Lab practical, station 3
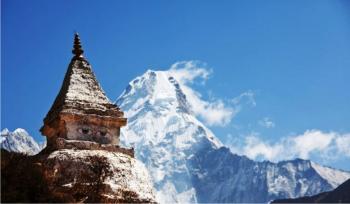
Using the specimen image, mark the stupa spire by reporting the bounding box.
[72,32,84,58]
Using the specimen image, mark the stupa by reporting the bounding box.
[40,33,132,156]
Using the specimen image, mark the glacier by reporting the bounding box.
[116,69,350,203]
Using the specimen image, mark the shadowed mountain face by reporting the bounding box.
[188,146,337,203]
[116,70,350,203]
[272,179,350,203]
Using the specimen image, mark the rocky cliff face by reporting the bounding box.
[1,148,156,203]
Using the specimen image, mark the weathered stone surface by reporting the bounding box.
[56,138,134,157]
[40,35,127,149]
[43,58,125,124]
[43,149,155,202]
[1,149,156,203]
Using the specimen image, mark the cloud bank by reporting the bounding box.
[227,129,350,162]
[165,61,348,167]
[169,61,246,126]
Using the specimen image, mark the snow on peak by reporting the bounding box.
[117,70,191,115]
[311,161,350,188]
[116,68,349,203]
[117,69,221,147]
[117,69,222,203]
[1,128,43,155]
[13,128,30,135]
[1,128,10,135]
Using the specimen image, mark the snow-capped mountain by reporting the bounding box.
[117,70,221,203]
[189,146,350,202]
[2,69,349,203]
[1,128,42,155]
[116,70,350,203]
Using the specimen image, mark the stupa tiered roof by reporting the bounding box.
[42,33,125,125]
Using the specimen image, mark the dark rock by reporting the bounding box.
[1,149,155,203]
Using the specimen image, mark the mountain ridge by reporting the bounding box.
[272,179,350,203]
[1,128,41,155]
[2,69,349,203]
[116,69,350,203]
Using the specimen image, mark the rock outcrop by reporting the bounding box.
[1,149,156,203]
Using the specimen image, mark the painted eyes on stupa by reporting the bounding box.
[78,127,92,135]
[97,128,108,137]
[77,127,108,137]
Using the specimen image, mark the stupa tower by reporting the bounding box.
[40,33,127,150]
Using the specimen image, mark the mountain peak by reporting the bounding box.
[116,69,349,203]
[1,128,10,136]
[116,69,221,202]
[13,128,29,135]
[1,128,42,155]
[117,69,193,117]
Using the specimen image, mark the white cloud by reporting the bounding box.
[258,117,275,128]
[335,134,350,157]
[227,129,350,162]
[169,61,211,84]
[168,61,242,126]
[243,134,283,161]
[231,90,256,107]
[292,130,335,159]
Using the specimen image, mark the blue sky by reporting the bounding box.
[2,0,350,170]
